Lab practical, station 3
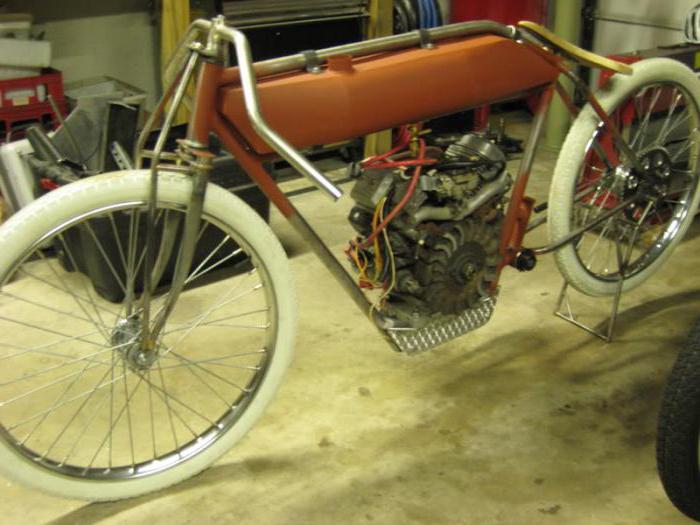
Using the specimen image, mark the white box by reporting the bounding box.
[0,38,51,68]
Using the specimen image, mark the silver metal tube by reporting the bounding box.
[530,196,636,255]
[138,51,201,334]
[227,14,369,30]
[134,20,212,166]
[227,20,515,80]
[286,211,394,338]
[218,26,344,200]
[149,165,210,340]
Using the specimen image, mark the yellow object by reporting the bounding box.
[370,197,385,283]
[518,21,633,75]
[161,0,192,124]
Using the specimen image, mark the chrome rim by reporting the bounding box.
[0,200,276,479]
[572,82,699,281]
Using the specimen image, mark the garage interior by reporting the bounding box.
[0,1,700,524]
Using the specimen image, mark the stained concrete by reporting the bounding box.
[2,144,700,524]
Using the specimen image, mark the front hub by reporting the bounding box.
[111,317,159,371]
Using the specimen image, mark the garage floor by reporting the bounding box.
[3,141,700,524]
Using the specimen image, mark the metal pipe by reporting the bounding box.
[497,86,553,269]
[138,51,201,336]
[173,18,515,85]
[150,162,210,340]
[217,19,516,83]
[286,211,380,323]
[529,195,636,255]
[218,25,344,200]
[226,14,369,30]
[526,214,547,233]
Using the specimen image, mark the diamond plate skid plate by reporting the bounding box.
[384,295,497,354]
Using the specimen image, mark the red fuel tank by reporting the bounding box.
[218,34,559,154]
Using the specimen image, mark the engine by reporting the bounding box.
[346,132,511,325]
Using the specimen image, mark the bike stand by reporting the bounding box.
[553,239,629,343]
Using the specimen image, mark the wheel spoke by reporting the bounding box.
[39,362,116,460]
[631,86,662,149]
[655,88,682,145]
[156,360,181,451]
[165,350,249,393]
[0,194,278,483]
[82,221,128,296]
[55,233,112,337]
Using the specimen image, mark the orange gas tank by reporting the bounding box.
[218,34,559,154]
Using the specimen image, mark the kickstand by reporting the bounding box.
[554,234,630,343]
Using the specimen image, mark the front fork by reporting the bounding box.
[139,144,213,352]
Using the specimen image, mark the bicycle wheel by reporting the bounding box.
[0,170,295,500]
[657,317,700,521]
[549,58,700,296]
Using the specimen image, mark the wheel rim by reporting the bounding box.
[0,199,277,480]
[572,81,699,281]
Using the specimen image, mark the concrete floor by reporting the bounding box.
[3,143,700,524]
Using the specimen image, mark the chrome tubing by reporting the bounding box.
[529,196,637,256]
[139,51,201,334]
[224,19,515,80]
[216,24,344,200]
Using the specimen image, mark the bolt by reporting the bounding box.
[513,249,537,272]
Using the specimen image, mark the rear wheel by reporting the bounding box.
[0,170,296,500]
[549,58,700,296]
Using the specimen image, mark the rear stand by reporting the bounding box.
[553,239,629,342]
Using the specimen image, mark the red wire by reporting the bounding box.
[355,138,426,250]
[365,158,436,169]
[360,125,412,168]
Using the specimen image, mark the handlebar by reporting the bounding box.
[216,24,343,200]
[174,17,343,200]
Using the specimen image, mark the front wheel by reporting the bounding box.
[549,58,700,296]
[657,317,700,521]
[0,170,296,500]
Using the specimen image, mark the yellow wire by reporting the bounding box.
[378,202,396,302]
[370,197,386,282]
[369,198,396,318]
[355,244,369,285]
